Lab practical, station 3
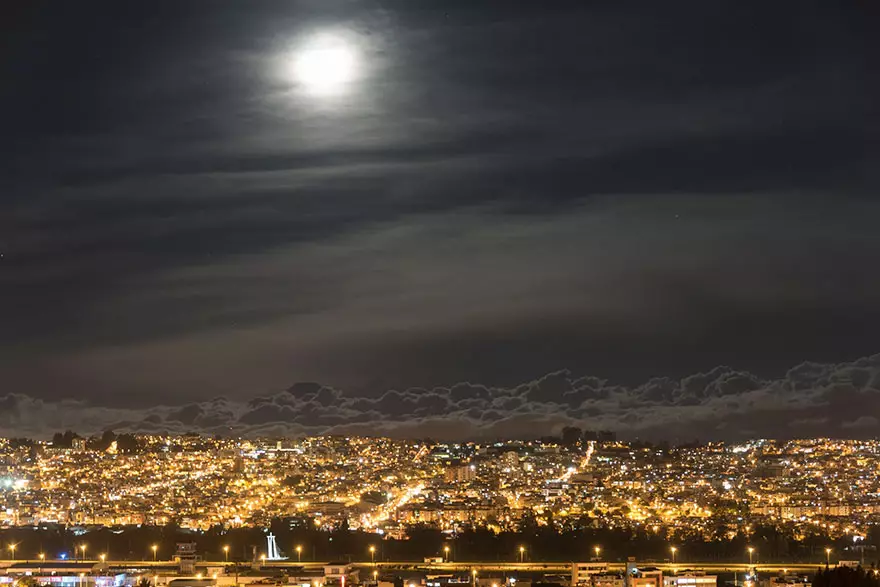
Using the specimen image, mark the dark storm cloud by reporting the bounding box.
[3,354,880,442]
[1,0,879,423]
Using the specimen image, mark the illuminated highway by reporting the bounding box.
[0,559,830,574]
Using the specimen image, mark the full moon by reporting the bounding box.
[291,34,359,96]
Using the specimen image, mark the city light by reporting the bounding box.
[0,434,876,564]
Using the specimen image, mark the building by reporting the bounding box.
[175,543,199,574]
[591,573,625,587]
[572,563,609,586]
[501,451,520,469]
[444,464,476,483]
[626,564,662,587]
[631,573,662,587]
[760,576,811,587]
[323,562,359,585]
[663,574,717,587]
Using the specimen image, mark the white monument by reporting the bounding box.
[266,533,286,560]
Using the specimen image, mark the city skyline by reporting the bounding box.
[2,435,879,543]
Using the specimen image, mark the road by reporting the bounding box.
[0,559,833,575]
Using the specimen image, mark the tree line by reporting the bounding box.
[0,518,873,564]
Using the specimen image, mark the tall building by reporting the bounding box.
[444,463,476,483]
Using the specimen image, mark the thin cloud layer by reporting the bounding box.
[2,354,879,442]
[1,0,878,408]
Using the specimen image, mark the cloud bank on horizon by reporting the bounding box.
[2,353,879,442]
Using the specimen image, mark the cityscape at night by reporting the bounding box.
[3,434,880,587]
[3,0,878,587]
[2,434,880,542]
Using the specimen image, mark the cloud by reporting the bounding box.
[842,416,879,431]
[2,353,880,442]
[1,0,878,409]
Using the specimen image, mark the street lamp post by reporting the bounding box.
[296,545,302,563]
[370,545,376,565]
[671,547,677,565]
[39,552,45,574]
[594,546,601,560]
[519,546,525,563]
[747,547,754,566]
[444,546,450,562]
[825,548,832,566]
[472,570,477,587]
[151,545,158,562]
[8,544,16,562]
[80,544,87,563]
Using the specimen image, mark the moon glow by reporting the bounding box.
[291,33,360,96]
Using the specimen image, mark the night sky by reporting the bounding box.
[1,0,879,441]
